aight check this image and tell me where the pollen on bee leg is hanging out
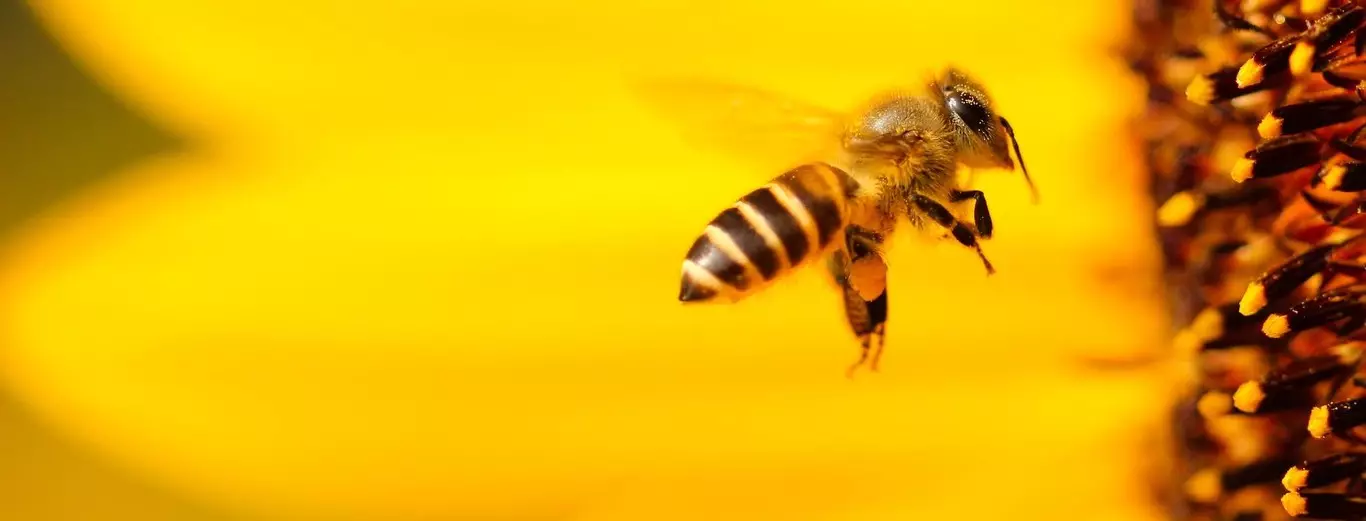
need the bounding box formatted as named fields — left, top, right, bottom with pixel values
left=848, top=255, right=887, bottom=302
left=1159, top=190, right=1207, bottom=226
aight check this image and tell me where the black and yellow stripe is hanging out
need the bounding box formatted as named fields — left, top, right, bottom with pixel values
left=679, top=162, right=859, bottom=302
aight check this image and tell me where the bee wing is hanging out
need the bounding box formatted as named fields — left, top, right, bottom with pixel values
left=633, top=78, right=849, bottom=172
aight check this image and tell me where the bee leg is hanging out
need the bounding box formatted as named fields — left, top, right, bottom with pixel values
left=827, top=238, right=889, bottom=377
left=949, top=189, right=993, bottom=239
left=912, top=194, right=995, bottom=275
left=848, top=289, right=888, bottom=376
left=837, top=280, right=888, bottom=378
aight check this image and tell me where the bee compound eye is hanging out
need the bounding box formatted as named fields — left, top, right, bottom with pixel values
left=947, top=93, right=993, bottom=136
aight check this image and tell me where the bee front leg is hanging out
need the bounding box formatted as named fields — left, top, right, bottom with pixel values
left=912, top=194, right=995, bottom=275
left=949, top=189, right=993, bottom=239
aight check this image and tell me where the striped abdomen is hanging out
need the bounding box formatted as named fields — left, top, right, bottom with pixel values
left=679, top=162, right=860, bottom=302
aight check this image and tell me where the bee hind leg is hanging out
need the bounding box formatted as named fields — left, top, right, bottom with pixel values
left=843, top=290, right=888, bottom=377
left=912, top=194, right=995, bottom=275
left=829, top=227, right=890, bottom=377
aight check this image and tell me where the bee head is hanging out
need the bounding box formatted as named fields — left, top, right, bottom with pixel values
left=931, top=68, right=1035, bottom=201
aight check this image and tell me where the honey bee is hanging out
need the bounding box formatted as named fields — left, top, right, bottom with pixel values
left=653, top=69, right=1036, bottom=375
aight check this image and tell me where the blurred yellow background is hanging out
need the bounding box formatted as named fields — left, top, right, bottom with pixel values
left=0, top=1, right=1175, bottom=520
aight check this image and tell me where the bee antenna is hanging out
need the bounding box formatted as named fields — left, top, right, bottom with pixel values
left=999, top=116, right=1039, bottom=204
